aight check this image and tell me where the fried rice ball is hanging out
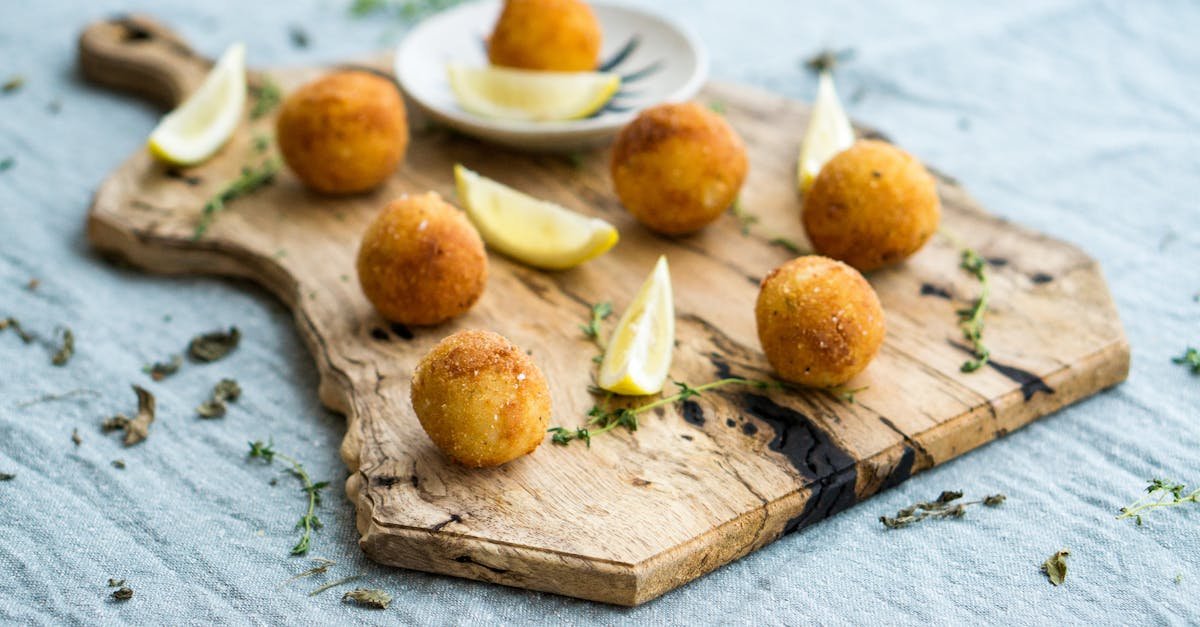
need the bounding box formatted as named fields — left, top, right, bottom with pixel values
left=802, top=140, right=940, bottom=272
left=411, top=330, right=552, bottom=467
left=755, top=256, right=885, bottom=387
left=356, top=193, right=487, bottom=326
left=611, top=102, right=748, bottom=235
left=487, top=0, right=602, bottom=71
left=276, top=70, right=408, bottom=194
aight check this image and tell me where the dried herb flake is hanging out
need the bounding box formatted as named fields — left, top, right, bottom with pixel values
left=188, top=327, right=241, bottom=362
left=342, top=588, right=392, bottom=609
left=1041, top=549, right=1069, bottom=586
left=111, top=586, right=134, bottom=601
left=0, top=472, right=14, bottom=481
left=2, top=75, right=24, bottom=93
left=143, top=354, right=182, bottom=381
left=102, top=385, right=156, bottom=446
left=880, top=490, right=1005, bottom=529
left=197, top=378, right=241, bottom=418
left=0, top=317, right=33, bottom=343
left=50, top=327, right=74, bottom=366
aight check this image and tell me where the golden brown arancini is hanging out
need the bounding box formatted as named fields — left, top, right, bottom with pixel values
left=356, top=193, right=487, bottom=326
left=276, top=71, right=408, bottom=194
left=610, top=102, right=749, bottom=235
left=802, top=139, right=940, bottom=272
left=487, top=0, right=602, bottom=71
left=755, top=256, right=885, bottom=387
left=411, top=330, right=552, bottom=467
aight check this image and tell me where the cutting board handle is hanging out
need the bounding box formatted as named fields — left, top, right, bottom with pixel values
left=78, top=15, right=212, bottom=109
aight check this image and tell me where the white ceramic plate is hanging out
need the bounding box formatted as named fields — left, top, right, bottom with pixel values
left=395, top=0, right=708, bottom=152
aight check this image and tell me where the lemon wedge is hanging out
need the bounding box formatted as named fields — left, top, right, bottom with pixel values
left=447, top=63, right=619, bottom=122
left=597, top=255, right=675, bottom=395
left=797, top=70, right=855, bottom=192
left=454, top=164, right=618, bottom=270
left=148, top=43, right=247, bottom=166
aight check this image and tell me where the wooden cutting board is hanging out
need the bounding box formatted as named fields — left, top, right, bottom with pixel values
left=79, top=16, right=1129, bottom=606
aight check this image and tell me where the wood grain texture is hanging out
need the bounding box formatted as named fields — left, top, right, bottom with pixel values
left=79, top=16, right=1129, bottom=606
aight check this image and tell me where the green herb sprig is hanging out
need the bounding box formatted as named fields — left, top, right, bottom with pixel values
left=247, top=441, right=329, bottom=555
left=880, top=490, right=1005, bottom=529
left=249, top=78, right=282, bottom=120
left=549, top=378, right=782, bottom=446
left=1173, top=348, right=1200, bottom=373
left=956, top=247, right=991, bottom=372
left=350, top=0, right=463, bottom=19
left=1117, top=478, right=1199, bottom=525
left=194, top=159, right=280, bottom=239
left=579, top=302, right=612, bottom=350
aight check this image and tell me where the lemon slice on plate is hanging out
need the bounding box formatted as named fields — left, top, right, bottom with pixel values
left=148, top=42, right=247, bottom=166
left=454, top=164, right=618, bottom=270
left=447, top=63, right=620, bottom=122
left=597, top=255, right=674, bottom=395
left=797, top=70, right=855, bottom=192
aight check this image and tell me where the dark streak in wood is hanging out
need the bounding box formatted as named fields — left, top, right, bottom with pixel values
left=920, top=283, right=952, bottom=299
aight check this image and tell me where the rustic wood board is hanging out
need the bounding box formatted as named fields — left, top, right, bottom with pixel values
left=80, top=16, right=1129, bottom=606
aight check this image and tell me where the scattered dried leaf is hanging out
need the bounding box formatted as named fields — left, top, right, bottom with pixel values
left=51, top=328, right=74, bottom=366
left=103, top=386, right=156, bottom=446
left=188, top=327, right=241, bottom=362
left=1041, top=549, right=1070, bottom=586
left=143, top=354, right=182, bottom=381
left=342, top=588, right=392, bottom=609
left=197, top=378, right=241, bottom=418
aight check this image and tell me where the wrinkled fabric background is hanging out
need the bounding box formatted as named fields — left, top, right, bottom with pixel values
left=1, top=0, right=1198, bottom=624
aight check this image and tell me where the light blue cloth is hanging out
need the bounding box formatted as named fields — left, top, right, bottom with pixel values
left=2, top=0, right=1198, bottom=624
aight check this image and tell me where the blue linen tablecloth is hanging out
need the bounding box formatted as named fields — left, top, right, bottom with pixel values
left=2, top=0, right=1198, bottom=624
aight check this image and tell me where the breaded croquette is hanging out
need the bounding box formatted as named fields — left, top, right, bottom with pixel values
left=276, top=71, right=408, bottom=194
left=755, top=256, right=885, bottom=387
left=610, top=102, right=748, bottom=235
left=487, top=0, right=602, bottom=72
left=356, top=193, right=487, bottom=326
left=411, top=330, right=552, bottom=467
left=802, top=140, right=940, bottom=272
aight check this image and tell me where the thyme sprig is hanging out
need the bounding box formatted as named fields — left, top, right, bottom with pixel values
left=880, top=490, right=1005, bottom=529
left=579, top=302, right=612, bottom=349
left=1173, top=348, right=1200, bottom=373
left=350, top=0, right=463, bottom=19
left=1117, top=478, right=1199, bottom=525
left=247, top=441, right=329, bottom=555
left=956, top=247, right=991, bottom=372
left=549, top=378, right=782, bottom=446
left=249, top=78, right=282, bottom=120
left=194, top=159, right=281, bottom=239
